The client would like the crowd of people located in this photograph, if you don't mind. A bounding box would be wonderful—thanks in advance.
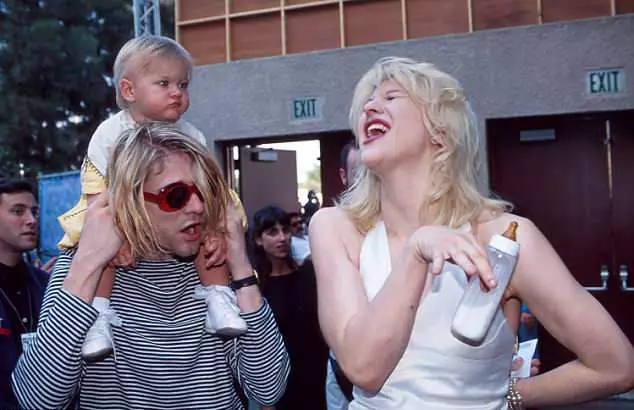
[1,35,633,410]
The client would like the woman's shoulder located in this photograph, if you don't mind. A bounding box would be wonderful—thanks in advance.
[308,206,364,264]
[309,206,359,236]
[475,211,538,244]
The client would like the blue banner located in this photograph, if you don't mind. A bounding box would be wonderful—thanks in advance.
[38,171,80,258]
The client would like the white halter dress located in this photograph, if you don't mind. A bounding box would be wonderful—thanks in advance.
[350,221,515,410]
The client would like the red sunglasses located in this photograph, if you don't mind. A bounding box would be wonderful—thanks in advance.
[143,182,203,212]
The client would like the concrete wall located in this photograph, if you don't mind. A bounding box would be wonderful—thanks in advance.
[186,14,634,184]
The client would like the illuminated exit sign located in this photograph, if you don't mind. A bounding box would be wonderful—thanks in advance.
[586,68,625,95]
[290,97,324,123]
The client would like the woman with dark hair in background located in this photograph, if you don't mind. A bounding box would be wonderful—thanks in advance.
[249,205,328,410]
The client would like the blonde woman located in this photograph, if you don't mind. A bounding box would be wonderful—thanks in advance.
[310,57,634,409]
[13,124,289,410]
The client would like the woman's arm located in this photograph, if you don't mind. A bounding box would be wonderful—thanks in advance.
[509,217,634,406]
[309,208,427,393]
[309,207,493,393]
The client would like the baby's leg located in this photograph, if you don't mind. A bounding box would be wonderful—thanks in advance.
[197,251,231,286]
[82,266,118,361]
[194,252,247,337]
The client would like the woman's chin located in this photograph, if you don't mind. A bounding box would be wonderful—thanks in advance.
[360,150,384,172]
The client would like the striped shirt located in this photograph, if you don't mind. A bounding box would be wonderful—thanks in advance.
[12,251,290,409]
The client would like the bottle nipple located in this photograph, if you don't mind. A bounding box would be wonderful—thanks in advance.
[502,221,519,241]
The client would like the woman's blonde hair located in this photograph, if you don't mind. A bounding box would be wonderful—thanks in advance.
[113,35,193,109]
[339,57,511,233]
[108,123,230,259]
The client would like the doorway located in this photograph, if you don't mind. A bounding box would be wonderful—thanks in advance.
[487,111,634,372]
[221,140,321,221]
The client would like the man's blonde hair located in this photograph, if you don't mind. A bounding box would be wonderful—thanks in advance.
[113,35,193,109]
[339,57,511,233]
[108,123,229,259]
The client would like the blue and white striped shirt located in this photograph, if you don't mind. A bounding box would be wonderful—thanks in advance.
[12,251,290,409]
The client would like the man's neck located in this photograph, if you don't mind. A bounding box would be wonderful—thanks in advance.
[0,249,22,268]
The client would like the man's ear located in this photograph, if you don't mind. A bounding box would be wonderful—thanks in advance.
[119,78,135,104]
[338,168,347,187]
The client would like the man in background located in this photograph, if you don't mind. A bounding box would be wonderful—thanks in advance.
[338,141,359,189]
[302,190,321,226]
[0,177,49,409]
[289,211,310,266]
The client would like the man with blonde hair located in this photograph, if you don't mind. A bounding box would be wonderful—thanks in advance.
[58,35,247,362]
[13,124,290,410]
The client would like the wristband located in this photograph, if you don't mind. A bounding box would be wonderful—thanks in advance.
[231,275,259,290]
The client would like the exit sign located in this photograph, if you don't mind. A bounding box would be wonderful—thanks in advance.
[586,68,625,95]
[290,97,324,123]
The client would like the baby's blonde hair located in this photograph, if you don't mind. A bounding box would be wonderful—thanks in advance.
[113,35,193,109]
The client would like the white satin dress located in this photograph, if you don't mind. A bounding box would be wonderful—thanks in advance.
[349,221,515,410]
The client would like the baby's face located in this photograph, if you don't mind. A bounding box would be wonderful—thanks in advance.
[126,56,191,123]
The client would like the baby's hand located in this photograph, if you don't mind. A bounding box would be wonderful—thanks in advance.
[111,241,135,268]
[201,232,228,269]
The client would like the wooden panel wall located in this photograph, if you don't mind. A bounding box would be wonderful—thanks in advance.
[287,5,340,54]
[179,22,226,66]
[345,0,402,47]
[407,0,469,39]
[473,0,538,30]
[231,13,282,61]
[179,0,224,21]
[176,0,625,65]
[542,0,611,23]
[616,0,634,13]
[286,0,326,5]
[231,0,279,14]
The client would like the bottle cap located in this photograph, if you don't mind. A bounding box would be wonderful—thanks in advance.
[490,234,520,256]
[502,221,518,241]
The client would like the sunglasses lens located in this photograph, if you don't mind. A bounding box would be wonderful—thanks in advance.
[165,184,191,210]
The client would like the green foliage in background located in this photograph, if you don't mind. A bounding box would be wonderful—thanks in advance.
[0,0,175,177]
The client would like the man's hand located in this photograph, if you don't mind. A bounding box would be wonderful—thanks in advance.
[77,192,123,266]
[511,356,541,377]
[37,257,58,274]
[64,192,123,303]
[111,241,135,268]
[200,232,228,269]
[520,312,537,329]
[224,202,251,279]
[529,358,541,376]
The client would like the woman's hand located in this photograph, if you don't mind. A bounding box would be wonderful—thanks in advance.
[409,226,496,288]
